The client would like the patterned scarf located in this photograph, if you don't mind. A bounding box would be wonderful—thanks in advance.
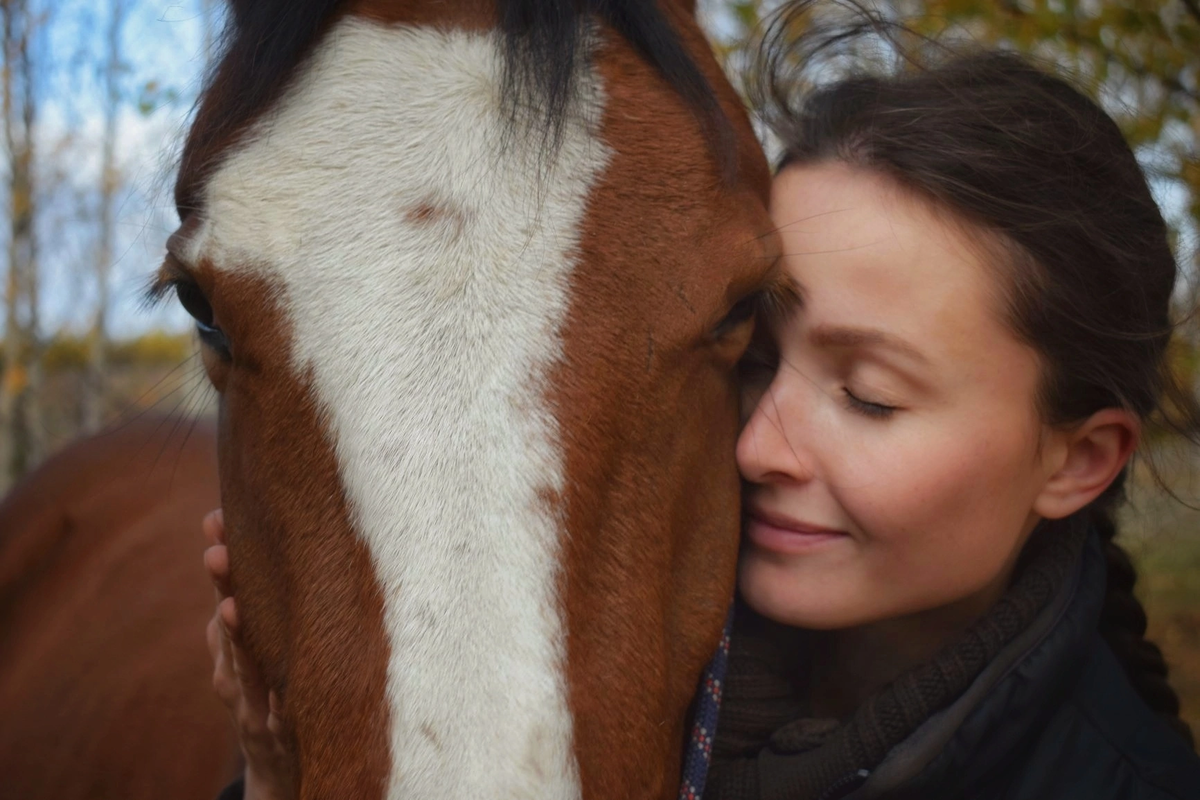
[679,608,735,800]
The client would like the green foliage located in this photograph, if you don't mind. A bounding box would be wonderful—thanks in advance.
[40,331,193,371]
[732,0,764,29]
[910,0,1198,208]
[708,0,1199,235]
[41,335,89,371]
[136,79,181,116]
[109,330,193,365]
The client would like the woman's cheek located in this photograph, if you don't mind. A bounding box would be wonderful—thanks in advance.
[826,429,985,582]
[855,442,1032,610]
[819,417,939,531]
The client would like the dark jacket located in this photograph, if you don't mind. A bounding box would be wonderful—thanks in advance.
[843,534,1199,800]
[716,533,1200,800]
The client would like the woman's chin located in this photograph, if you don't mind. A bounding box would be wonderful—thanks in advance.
[738,555,866,630]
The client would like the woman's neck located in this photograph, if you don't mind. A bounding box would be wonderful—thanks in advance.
[804,572,1011,719]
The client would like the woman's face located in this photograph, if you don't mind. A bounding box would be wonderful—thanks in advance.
[737,162,1057,630]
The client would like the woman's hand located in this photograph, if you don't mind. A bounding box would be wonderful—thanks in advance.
[203,510,294,800]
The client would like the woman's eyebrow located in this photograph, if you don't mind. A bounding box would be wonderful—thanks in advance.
[809,324,929,365]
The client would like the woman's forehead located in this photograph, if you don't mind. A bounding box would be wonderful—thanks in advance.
[770,162,1025,365]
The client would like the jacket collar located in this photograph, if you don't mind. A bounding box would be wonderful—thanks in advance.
[845,529,1105,799]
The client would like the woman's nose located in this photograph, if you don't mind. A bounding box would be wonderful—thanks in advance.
[736,380,815,485]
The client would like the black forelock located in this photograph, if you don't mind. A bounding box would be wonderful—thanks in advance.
[176,0,733,214]
[498,0,733,165]
[177,0,343,213]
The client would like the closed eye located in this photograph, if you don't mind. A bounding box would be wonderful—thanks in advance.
[711,292,761,341]
[711,271,801,343]
[843,387,897,419]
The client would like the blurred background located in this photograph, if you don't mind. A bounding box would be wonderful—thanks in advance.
[0,0,1196,737]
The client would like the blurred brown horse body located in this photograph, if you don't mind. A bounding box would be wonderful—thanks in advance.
[0,418,238,800]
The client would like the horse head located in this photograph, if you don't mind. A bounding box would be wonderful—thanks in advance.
[157,1,782,796]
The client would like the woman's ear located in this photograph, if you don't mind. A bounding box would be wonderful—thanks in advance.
[1033,408,1139,520]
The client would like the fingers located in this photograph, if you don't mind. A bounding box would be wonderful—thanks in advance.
[216,597,240,699]
[202,508,225,545]
[201,507,292,795]
[267,691,287,738]
[219,595,239,633]
[206,612,221,662]
[209,597,275,740]
[204,543,231,595]
[210,612,241,708]
[203,509,231,597]
[205,507,241,710]
[231,640,276,743]
[203,543,229,578]
[216,596,273,732]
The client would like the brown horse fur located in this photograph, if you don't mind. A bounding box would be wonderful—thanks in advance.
[3,2,781,798]
[0,416,239,800]
[553,4,778,796]
[203,268,394,798]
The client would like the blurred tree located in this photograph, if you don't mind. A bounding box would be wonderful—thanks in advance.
[704,0,1199,242]
[901,0,1199,241]
[83,0,127,432]
[0,0,221,480]
[1,0,43,488]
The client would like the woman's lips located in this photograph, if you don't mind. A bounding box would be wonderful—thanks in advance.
[744,510,849,554]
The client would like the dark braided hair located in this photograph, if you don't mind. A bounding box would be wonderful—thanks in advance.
[747,1,1198,746]
[1091,495,1192,743]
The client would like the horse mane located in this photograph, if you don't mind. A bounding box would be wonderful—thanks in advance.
[498,0,731,156]
[176,0,732,216]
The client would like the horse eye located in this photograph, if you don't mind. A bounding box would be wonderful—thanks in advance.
[174,281,231,358]
[175,281,215,329]
[712,292,761,340]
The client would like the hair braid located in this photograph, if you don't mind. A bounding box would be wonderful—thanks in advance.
[1091,501,1195,748]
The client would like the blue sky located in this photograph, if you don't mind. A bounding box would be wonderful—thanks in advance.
[19,0,216,337]
[24,0,739,339]
[9,0,1196,339]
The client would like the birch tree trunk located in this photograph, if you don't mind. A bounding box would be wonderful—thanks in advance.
[1,0,38,489]
[83,0,124,432]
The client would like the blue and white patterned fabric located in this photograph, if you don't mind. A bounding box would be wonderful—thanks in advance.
[678,607,734,800]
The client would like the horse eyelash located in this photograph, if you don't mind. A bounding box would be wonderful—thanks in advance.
[758,271,802,328]
[140,275,178,311]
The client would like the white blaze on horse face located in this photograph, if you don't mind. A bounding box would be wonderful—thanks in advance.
[193,18,609,799]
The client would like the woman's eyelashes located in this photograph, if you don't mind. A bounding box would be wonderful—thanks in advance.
[843,386,898,419]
